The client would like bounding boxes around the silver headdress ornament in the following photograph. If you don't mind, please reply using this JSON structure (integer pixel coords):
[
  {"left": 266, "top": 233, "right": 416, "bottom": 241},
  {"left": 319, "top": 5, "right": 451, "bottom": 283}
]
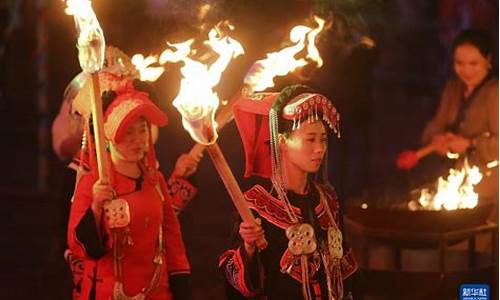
[
  {"left": 64, "top": 45, "right": 139, "bottom": 105},
  {"left": 268, "top": 86, "right": 340, "bottom": 211},
  {"left": 68, "top": 46, "right": 142, "bottom": 119}
]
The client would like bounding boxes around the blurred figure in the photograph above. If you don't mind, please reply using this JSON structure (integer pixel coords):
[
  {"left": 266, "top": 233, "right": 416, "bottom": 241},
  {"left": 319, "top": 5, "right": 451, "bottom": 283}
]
[
  {"left": 422, "top": 30, "right": 498, "bottom": 213},
  {"left": 397, "top": 29, "right": 498, "bottom": 219}
]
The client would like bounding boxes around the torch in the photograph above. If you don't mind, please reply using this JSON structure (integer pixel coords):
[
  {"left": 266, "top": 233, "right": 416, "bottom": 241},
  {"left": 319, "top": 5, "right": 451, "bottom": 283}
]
[
  {"left": 187, "top": 16, "right": 327, "bottom": 158},
  {"left": 243, "top": 16, "right": 326, "bottom": 95},
  {"left": 168, "top": 26, "right": 268, "bottom": 249},
  {"left": 396, "top": 144, "right": 437, "bottom": 170},
  {"left": 65, "top": 0, "right": 109, "bottom": 182},
  {"left": 396, "top": 144, "right": 460, "bottom": 170},
  {"left": 129, "top": 17, "right": 326, "bottom": 160}
]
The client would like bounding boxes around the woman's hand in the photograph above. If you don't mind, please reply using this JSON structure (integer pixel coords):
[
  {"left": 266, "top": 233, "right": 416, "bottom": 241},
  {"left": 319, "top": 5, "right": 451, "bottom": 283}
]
[
  {"left": 92, "top": 180, "right": 114, "bottom": 213},
  {"left": 172, "top": 153, "right": 202, "bottom": 179},
  {"left": 239, "top": 218, "right": 265, "bottom": 257},
  {"left": 431, "top": 133, "right": 451, "bottom": 156},
  {"left": 445, "top": 133, "right": 471, "bottom": 154}
]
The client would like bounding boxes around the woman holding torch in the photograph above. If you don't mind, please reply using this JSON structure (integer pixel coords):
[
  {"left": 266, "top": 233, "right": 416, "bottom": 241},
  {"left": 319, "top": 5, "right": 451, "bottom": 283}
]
[
  {"left": 55, "top": 47, "right": 199, "bottom": 299},
  {"left": 67, "top": 83, "right": 193, "bottom": 300},
  {"left": 219, "top": 85, "right": 359, "bottom": 300}
]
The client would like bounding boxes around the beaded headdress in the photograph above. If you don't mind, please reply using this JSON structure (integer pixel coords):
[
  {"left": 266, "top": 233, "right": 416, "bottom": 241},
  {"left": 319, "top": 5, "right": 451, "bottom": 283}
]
[{"left": 233, "top": 84, "right": 340, "bottom": 181}]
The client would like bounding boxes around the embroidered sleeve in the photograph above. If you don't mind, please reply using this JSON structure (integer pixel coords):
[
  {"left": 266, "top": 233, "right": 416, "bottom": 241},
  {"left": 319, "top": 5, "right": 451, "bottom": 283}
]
[
  {"left": 166, "top": 175, "right": 197, "bottom": 215},
  {"left": 218, "top": 247, "right": 263, "bottom": 298},
  {"left": 340, "top": 249, "right": 358, "bottom": 279}
]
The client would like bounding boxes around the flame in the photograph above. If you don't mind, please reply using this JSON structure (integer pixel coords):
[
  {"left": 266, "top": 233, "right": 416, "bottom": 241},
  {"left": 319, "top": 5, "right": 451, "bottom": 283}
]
[
  {"left": 65, "top": 0, "right": 105, "bottom": 73},
  {"left": 131, "top": 54, "right": 164, "bottom": 82},
  {"left": 306, "top": 16, "right": 325, "bottom": 67},
  {"left": 244, "top": 16, "right": 325, "bottom": 93},
  {"left": 162, "top": 26, "right": 244, "bottom": 145},
  {"left": 159, "top": 40, "right": 195, "bottom": 64},
  {"left": 129, "top": 40, "right": 194, "bottom": 82},
  {"left": 411, "top": 158, "right": 483, "bottom": 211}
]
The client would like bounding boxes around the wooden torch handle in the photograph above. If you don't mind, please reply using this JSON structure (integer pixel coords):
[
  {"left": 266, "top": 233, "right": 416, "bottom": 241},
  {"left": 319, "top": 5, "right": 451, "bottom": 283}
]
[
  {"left": 90, "top": 73, "right": 110, "bottom": 183},
  {"left": 206, "top": 143, "right": 268, "bottom": 250},
  {"left": 415, "top": 143, "right": 437, "bottom": 159},
  {"left": 188, "top": 88, "right": 243, "bottom": 159}
]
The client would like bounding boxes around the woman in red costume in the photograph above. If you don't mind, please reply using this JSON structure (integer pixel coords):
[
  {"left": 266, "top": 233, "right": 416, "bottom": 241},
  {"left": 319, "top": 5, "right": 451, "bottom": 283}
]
[
  {"left": 67, "top": 84, "right": 192, "bottom": 300},
  {"left": 219, "top": 85, "right": 360, "bottom": 299}
]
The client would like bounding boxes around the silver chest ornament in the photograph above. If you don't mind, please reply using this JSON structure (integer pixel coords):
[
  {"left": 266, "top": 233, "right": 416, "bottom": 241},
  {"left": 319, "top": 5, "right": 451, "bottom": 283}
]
[
  {"left": 327, "top": 226, "right": 343, "bottom": 259},
  {"left": 286, "top": 223, "right": 317, "bottom": 255},
  {"left": 103, "top": 198, "right": 131, "bottom": 229}
]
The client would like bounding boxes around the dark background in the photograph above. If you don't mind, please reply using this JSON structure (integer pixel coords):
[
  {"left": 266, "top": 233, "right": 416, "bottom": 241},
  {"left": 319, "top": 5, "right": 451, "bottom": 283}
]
[{"left": 0, "top": 0, "right": 497, "bottom": 299}]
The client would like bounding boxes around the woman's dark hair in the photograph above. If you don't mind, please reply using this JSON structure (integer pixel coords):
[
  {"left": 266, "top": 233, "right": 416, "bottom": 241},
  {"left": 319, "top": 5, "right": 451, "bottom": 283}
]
[
  {"left": 452, "top": 29, "right": 491, "bottom": 58},
  {"left": 101, "top": 90, "right": 117, "bottom": 112},
  {"left": 88, "top": 90, "right": 117, "bottom": 136},
  {"left": 100, "top": 80, "right": 158, "bottom": 113},
  {"left": 133, "top": 79, "right": 160, "bottom": 105}
]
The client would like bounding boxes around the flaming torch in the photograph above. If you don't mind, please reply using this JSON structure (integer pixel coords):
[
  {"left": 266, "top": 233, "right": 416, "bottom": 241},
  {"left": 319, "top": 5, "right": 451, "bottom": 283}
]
[
  {"left": 181, "top": 16, "right": 327, "bottom": 161},
  {"left": 128, "top": 17, "right": 326, "bottom": 158},
  {"left": 244, "top": 16, "right": 326, "bottom": 94},
  {"left": 65, "top": 0, "right": 109, "bottom": 182},
  {"left": 163, "top": 25, "right": 267, "bottom": 248}
]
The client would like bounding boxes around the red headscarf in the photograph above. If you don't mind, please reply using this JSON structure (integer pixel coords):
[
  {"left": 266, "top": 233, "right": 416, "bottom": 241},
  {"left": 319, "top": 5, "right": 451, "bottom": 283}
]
[{"left": 233, "top": 87, "right": 340, "bottom": 179}]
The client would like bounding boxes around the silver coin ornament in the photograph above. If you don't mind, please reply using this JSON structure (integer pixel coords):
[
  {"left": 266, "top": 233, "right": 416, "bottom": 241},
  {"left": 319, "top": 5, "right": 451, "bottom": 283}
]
[{"left": 286, "top": 223, "right": 317, "bottom": 255}]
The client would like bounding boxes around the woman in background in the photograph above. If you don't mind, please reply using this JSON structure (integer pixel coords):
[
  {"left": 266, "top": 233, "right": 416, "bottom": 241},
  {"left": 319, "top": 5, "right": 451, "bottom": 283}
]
[{"left": 421, "top": 29, "right": 498, "bottom": 219}]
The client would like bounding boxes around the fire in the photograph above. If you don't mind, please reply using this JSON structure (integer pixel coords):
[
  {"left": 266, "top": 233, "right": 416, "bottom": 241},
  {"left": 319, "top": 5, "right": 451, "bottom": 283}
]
[
  {"left": 161, "top": 25, "right": 244, "bottom": 145},
  {"left": 446, "top": 151, "right": 460, "bottom": 159},
  {"left": 131, "top": 54, "right": 164, "bottom": 82},
  {"left": 410, "top": 159, "right": 483, "bottom": 211},
  {"left": 244, "top": 16, "right": 325, "bottom": 93},
  {"left": 64, "top": 0, "right": 105, "bottom": 73},
  {"left": 129, "top": 40, "right": 195, "bottom": 82},
  {"left": 159, "top": 40, "right": 195, "bottom": 64}
]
